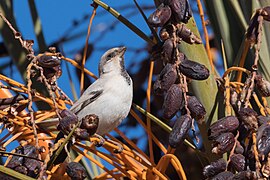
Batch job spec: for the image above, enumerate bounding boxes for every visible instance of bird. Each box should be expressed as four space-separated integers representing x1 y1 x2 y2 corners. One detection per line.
69 46 133 135
40 47 133 166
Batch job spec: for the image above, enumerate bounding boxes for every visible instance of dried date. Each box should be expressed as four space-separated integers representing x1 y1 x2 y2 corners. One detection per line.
165 0 192 24
211 171 234 180
255 74 270 97
7 150 24 169
237 108 258 131
231 170 257 180
203 158 227 178
257 123 270 156
212 132 235 155
37 55 61 68
153 63 178 95
162 84 183 119
58 110 99 140
58 109 86 139
23 145 39 158
81 114 99 136
229 154 245 172
14 165 28 175
208 116 239 140
66 162 87 180
6 145 41 178
20 145 41 177
0 94 27 115
74 128 90 140
57 109 79 135
186 95 206 123
43 66 62 80
176 23 202 44
179 59 210 80
24 158 41 177
148 3 171 27
262 6 270 21
161 38 175 63
169 114 192 148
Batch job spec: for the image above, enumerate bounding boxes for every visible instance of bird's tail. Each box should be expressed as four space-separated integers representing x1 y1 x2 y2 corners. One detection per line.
36 118 59 130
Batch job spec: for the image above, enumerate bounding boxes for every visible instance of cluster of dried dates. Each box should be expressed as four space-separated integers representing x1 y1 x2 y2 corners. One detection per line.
3 144 86 180
57 109 99 140
0 94 27 116
0 50 96 177
203 6 270 179
32 51 63 90
36 54 62 83
6 145 42 178
203 158 257 180
148 0 209 148
205 81 270 179
0 94 27 133
149 1 270 179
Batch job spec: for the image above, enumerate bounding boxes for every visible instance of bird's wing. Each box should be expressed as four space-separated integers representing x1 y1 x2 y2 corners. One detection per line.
71 90 103 114
70 80 103 114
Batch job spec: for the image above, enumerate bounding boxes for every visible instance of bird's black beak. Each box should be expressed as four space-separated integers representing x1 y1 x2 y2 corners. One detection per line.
118 46 126 58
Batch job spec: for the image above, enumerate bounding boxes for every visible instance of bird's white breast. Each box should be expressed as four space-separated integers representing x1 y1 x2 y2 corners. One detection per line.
74 74 133 135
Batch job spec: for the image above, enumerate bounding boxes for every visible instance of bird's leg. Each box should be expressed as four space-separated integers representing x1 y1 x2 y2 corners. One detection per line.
92 134 123 153
92 133 105 147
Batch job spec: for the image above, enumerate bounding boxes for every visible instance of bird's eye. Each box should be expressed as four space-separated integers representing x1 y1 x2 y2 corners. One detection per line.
106 52 117 61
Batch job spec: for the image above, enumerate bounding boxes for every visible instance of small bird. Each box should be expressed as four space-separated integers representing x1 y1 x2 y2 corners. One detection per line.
70 46 133 135
41 47 132 166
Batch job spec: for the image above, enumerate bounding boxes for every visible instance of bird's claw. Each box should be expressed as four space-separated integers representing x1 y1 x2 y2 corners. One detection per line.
92 134 123 153
93 134 105 147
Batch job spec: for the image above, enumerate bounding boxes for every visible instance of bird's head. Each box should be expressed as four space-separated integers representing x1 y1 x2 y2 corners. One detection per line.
98 47 127 76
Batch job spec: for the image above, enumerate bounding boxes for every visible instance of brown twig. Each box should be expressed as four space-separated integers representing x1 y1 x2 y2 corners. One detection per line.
130 109 167 154
32 64 60 117
26 61 39 148
75 143 134 179
0 12 34 54
80 3 98 94
222 67 251 79
224 76 232 116
226 131 239 169
55 86 73 105
114 128 151 164
158 154 187 180
146 60 155 164
196 0 214 74
172 24 190 116
252 92 266 116
0 12 43 150
262 97 270 115
236 40 250 84
252 132 262 177
42 52 98 80
244 15 263 108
